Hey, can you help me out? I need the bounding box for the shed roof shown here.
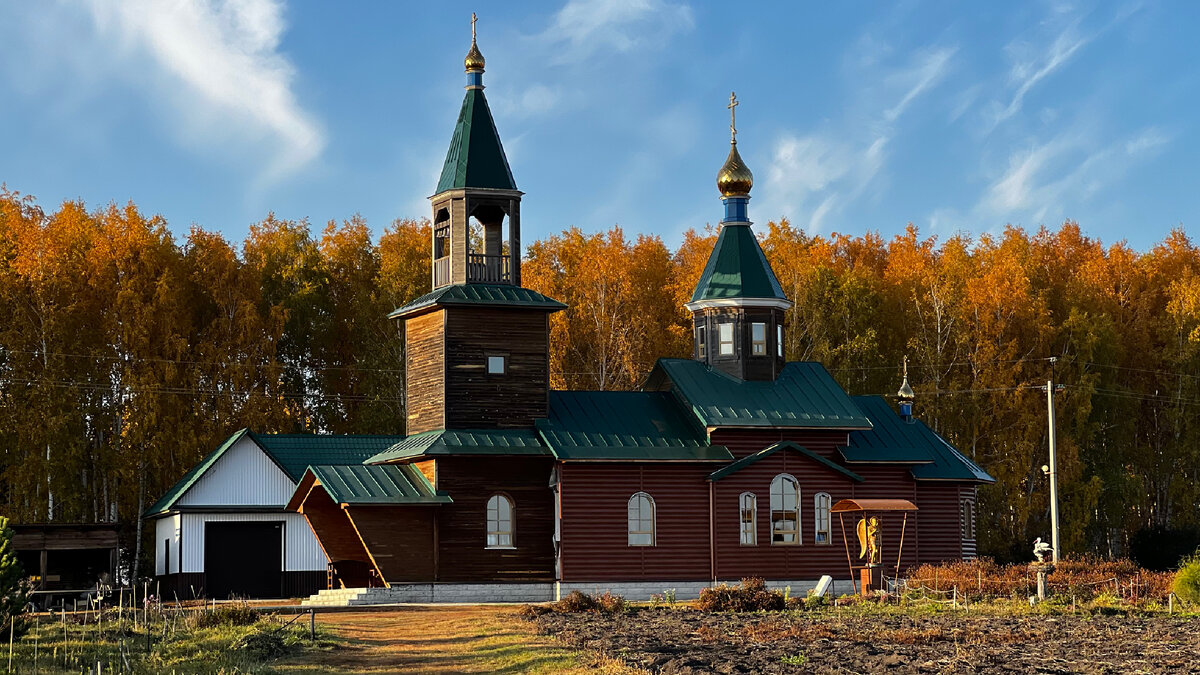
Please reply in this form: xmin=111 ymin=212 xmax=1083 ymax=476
xmin=537 ymin=391 xmax=733 ymax=461
xmin=843 ymin=396 xmax=995 ymax=483
xmin=300 ymin=464 xmax=452 ymax=505
xmin=365 ymin=429 xmax=549 ymax=464
xmin=707 ymin=441 xmax=863 ymax=482
xmin=648 ymin=358 xmax=873 ymax=429
xmin=689 ymin=223 xmax=788 ymax=303
xmin=830 ymin=498 xmax=918 ymax=513
xmin=435 ymin=88 xmax=517 ymax=193
xmin=388 ymin=283 xmax=566 ymax=319
xmin=146 ymin=429 xmax=406 ymax=517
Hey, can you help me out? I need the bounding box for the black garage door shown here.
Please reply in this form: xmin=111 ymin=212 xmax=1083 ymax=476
xmin=205 ymin=521 xmax=282 ymax=599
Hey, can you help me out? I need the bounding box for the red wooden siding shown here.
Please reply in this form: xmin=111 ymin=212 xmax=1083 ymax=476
xmin=344 ymin=505 xmax=437 ymax=582
xmin=558 ymin=463 xmax=712 ymax=581
xmin=913 ymin=482 xmax=970 ymax=563
xmin=298 ymin=485 xmax=372 ymax=566
xmin=709 ymin=429 xmax=850 ymax=460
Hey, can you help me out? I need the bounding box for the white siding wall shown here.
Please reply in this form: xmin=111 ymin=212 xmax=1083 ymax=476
xmin=179 ymin=512 xmax=327 ymax=573
xmin=154 ymin=514 xmax=181 ymax=575
xmin=178 ymin=437 xmax=295 ymax=507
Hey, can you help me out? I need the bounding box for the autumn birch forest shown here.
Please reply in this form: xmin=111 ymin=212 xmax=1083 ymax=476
xmin=3 ymin=188 xmax=1200 ymax=567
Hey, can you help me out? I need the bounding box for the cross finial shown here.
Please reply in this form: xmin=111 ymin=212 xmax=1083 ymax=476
xmin=727 ymin=91 xmax=739 ymax=143
xmin=471 ymin=12 xmax=478 ymax=42
xmin=902 ymin=355 xmax=908 ymax=379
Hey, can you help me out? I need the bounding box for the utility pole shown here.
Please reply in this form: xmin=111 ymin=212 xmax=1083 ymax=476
xmin=1045 ymin=378 xmax=1059 ymax=563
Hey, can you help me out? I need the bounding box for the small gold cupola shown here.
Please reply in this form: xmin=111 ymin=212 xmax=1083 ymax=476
xmin=716 ymin=92 xmax=753 ymax=197
xmin=465 ymin=12 xmax=486 ymax=73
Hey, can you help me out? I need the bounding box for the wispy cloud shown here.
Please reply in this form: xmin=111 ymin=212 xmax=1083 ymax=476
xmin=760 ymin=42 xmax=955 ymax=232
xmin=540 ymin=0 xmax=694 ymax=63
xmin=84 ymin=0 xmax=323 ymax=182
xmin=990 ymin=23 xmax=1090 ymax=128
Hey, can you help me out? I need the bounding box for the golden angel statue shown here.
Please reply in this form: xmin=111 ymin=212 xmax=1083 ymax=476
xmin=856 ymin=516 xmax=882 ymax=565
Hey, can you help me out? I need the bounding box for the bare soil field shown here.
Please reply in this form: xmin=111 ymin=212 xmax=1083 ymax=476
xmin=533 ymin=606 xmax=1200 ymax=674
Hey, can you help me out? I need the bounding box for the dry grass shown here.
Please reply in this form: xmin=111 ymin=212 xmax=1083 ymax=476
xmin=276 ymin=606 xmax=647 ymax=675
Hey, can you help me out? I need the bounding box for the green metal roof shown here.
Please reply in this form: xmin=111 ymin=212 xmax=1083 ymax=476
xmin=708 ymin=441 xmax=863 ymax=482
xmin=649 ymin=359 xmax=873 ymax=429
xmin=366 ymin=429 xmax=550 ymax=464
xmin=145 ymin=430 xmax=406 ymax=517
xmin=388 ymin=283 xmax=566 ymax=319
xmin=304 ymin=464 xmax=452 ymax=505
xmin=689 ymin=223 xmax=787 ymax=303
xmin=435 ymin=88 xmax=517 ymax=193
xmin=537 ymin=391 xmax=734 ymax=461
xmin=844 ymin=396 xmax=995 ymax=483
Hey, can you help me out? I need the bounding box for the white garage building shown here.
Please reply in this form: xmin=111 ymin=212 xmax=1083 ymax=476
xmin=147 ymin=429 xmax=404 ymax=599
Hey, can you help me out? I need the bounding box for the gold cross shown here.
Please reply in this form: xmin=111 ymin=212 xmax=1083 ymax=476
xmin=728 ymin=92 xmax=739 ymax=143
xmin=471 ymin=12 xmax=478 ymax=41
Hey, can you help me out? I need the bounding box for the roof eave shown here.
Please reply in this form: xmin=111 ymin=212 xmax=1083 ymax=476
xmin=684 ymin=297 xmax=793 ymax=312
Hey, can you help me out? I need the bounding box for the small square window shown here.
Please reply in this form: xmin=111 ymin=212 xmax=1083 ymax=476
xmin=718 ymin=323 xmax=734 ymax=355
xmin=487 ymin=355 xmax=506 ymax=375
xmin=697 ymin=326 xmax=706 ymax=359
xmin=777 ymin=324 xmax=784 ymax=357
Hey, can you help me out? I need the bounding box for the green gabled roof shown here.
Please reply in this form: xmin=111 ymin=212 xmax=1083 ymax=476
xmin=249 ymin=432 xmax=407 ymax=480
xmin=145 ymin=430 xmax=407 ymax=517
xmin=435 ymin=88 xmax=517 ymax=193
xmin=844 ymin=396 xmax=995 ymax=483
xmin=649 ymin=359 xmax=873 ymax=429
xmin=388 ymin=283 xmax=566 ymax=319
xmin=303 ymin=464 xmax=452 ymax=505
xmin=708 ymin=441 xmax=863 ymax=482
xmin=537 ymin=391 xmax=734 ymax=461
xmin=366 ymin=429 xmax=549 ymax=464
xmin=689 ymin=223 xmax=787 ymax=303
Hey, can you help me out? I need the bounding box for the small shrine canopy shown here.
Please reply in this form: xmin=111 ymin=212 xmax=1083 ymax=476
xmin=830 ymin=498 xmax=918 ymax=513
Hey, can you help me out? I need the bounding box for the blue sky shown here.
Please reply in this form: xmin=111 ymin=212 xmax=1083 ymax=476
xmin=0 ymin=1 xmax=1194 ymax=251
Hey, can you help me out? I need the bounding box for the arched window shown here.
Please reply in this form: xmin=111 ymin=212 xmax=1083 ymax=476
xmin=739 ymin=492 xmax=757 ymax=545
xmin=486 ymin=494 xmax=514 ymax=548
xmin=814 ymin=492 xmax=831 ymax=544
xmin=628 ymin=492 xmax=655 ymax=546
xmin=770 ymin=474 xmax=801 ymax=545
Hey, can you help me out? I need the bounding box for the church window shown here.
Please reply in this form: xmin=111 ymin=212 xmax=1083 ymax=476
xmin=770 ymin=474 xmax=800 ymax=545
xmin=961 ymin=499 xmax=975 ymax=540
xmin=751 ymin=323 xmax=766 ymax=355
xmin=486 ymin=494 xmax=514 ymax=548
xmin=814 ymin=492 xmax=831 ymax=544
xmin=628 ymin=492 xmax=656 ymax=546
xmin=739 ymin=492 xmax=757 ymax=545
xmin=777 ymin=324 xmax=784 ymax=357
xmin=486 ymin=354 xmax=506 ymax=375
xmin=718 ymin=323 xmax=734 ymax=355
xmin=697 ymin=326 xmax=706 ymax=358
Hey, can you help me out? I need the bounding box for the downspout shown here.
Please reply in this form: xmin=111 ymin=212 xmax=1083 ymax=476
xmin=709 ymin=482 xmax=716 ymax=586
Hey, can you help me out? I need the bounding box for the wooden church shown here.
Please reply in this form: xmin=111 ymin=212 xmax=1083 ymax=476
xmin=152 ymin=25 xmax=993 ymax=603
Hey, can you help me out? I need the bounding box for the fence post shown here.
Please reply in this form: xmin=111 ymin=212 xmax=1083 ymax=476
xmin=310 ymin=609 xmax=315 ymax=641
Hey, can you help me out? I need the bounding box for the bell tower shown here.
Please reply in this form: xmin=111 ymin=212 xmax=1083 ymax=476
xmin=430 ymin=13 xmax=523 ymax=289
xmin=390 ymin=17 xmax=565 ymax=436
xmin=685 ymin=93 xmax=792 ymax=381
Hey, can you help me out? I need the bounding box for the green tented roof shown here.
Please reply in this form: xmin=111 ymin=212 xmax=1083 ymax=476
xmin=435 ymin=88 xmax=517 ymax=193
xmin=146 ymin=430 xmax=406 ymax=517
xmin=689 ymin=223 xmax=788 ymax=303
xmin=708 ymin=441 xmax=863 ymax=482
xmin=648 ymin=359 xmax=873 ymax=429
xmin=843 ymin=396 xmax=995 ymax=483
xmin=304 ymin=464 xmax=452 ymax=505
xmin=388 ymin=283 xmax=566 ymax=319
xmin=366 ymin=429 xmax=550 ymax=464
xmin=537 ymin=391 xmax=734 ymax=461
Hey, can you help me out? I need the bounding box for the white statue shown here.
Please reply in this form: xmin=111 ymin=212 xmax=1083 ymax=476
xmin=1033 ymin=537 xmax=1053 ymax=563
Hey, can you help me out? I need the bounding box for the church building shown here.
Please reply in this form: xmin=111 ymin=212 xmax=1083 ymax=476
xmin=152 ymin=24 xmax=993 ymax=603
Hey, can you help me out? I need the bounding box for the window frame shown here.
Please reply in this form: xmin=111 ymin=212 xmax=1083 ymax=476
xmin=961 ymin=498 xmax=976 ymax=540
xmin=697 ymin=325 xmax=707 ymax=359
xmin=627 ymin=492 xmax=656 ymax=547
xmin=718 ymin=322 xmax=735 ymax=356
xmin=486 ymin=493 xmax=515 ymax=549
xmin=739 ymin=492 xmax=757 ymax=546
xmin=777 ymin=324 xmax=784 ymax=357
xmin=770 ymin=474 xmax=802 ymax=546
xmin=813 ymin=492 xmax=832 ymax=545
xmin=486 ymin=353 xmax=507 ymax=375
xmin=751 ymin=322 xmax=767 ymax=356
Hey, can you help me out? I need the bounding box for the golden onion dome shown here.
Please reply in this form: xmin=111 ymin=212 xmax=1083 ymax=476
xmin=465 ymin=38 xmax=485 ymax=71
xmin=717 ymin=142 xmax=753 ymax=197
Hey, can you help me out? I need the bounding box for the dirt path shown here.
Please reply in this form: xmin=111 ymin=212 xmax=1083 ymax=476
xmin=276 ymin=605 xmax=638 ymax=675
